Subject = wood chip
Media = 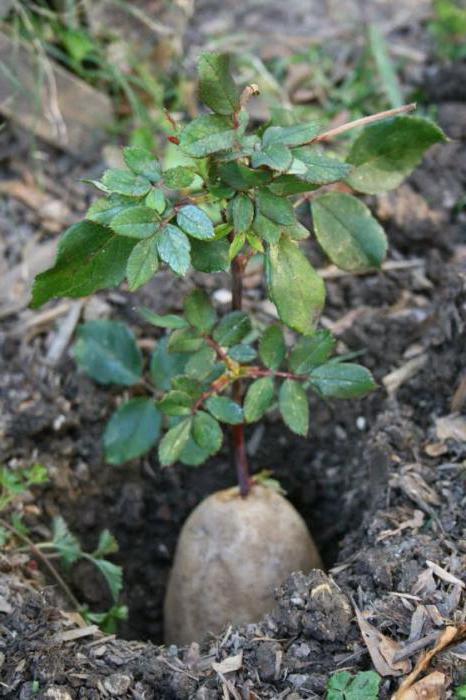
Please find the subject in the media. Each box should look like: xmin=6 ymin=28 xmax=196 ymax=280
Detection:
xmin=383 ymin=354 xmax=427 ymax=395
xmin=394 ymin=671 xmax=446 ymax=699
xmin=212 ymin=651 xmax=243 ymax=675
xmin=426 ymin=561 xmax=465 ymax=588
xmin=53 ymin=625 xmax=99 ymax=642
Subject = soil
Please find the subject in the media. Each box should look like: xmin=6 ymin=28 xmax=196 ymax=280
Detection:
xmin=1 ymin=5 xmax=466 ymax=699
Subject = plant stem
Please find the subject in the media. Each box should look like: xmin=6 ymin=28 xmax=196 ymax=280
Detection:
xmin=230 ymin=254 xmax=251 ymax=497
xmin=311 ymin=102 xmax=416 ymax=143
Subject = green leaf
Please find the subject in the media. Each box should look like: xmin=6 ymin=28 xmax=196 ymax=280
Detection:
xmin=310 ymin=362 xmax=376 ymax=398
xmin=244 ymin=377 xmax=275 ymax=423
xmin=284 ymin=220 xmax=310 ymax=240
xmin=346 ymin=116 xmax=447 ymax=194
xmin=185 ymin=345 xmax=217 ymax=380
xmin=289 ymin=330 xmax=335 ymax=374
xmin=180 ymin=115 xmax=236 ymax=157
xmin=150 ymin=337 xmax=187 ymax=390
xmin=368 ymin=24 xmax=403 ymax=108
xmin=168 ymin=327 xmax=203 ymax=353
xmin=172 ymin=376 xmax=203 ymax=398
xmin=74 ymin=320 xmax=142 ymax=386
xmin=101 ymin=169 xmax=152 ymax=197
xmin=291 ymin=148 xmax=352 ymax=184
xmin=164 ymin=166 xmax=195 ymax=189
xmin=111 ymin=206 xmax=159 ymax=239
xmin=256 ymin=188 xmax=295 ymax=225
xmin=157 ymin=225 xmax=191 ymax=275
xmin=265 ymin=237 xmax=325 ymax=335
xmin=94 ymin=530 xmax=119 ymax=557
xmin=184 ymin=289 xmax=217 ymax=331
xmin=231 ymin=193 xmax=254 ymax=233
xmin=198 ymin=52 xmax=240 ymax=115
xmin=140 ymin=308 xmax=188 ymax=329
xmin=179 ymin=437 xmax=210 ymax=466
xmin=123 ymin=147 xmax=161 ymax=182
xmin=192 ymin=411 xmax=223 ymax=455
xmin=229 ymin=232 xmax=246 ymax=260
xmin=177 ymin=205 xmax=214 ymax=240
xmin=252 ymin=212 xmax=281 ymax=244
xmin=205 ymin=396 xmax=243 ymax=424
xmin=229 ymin=344 xmax=257 ymax=362
xmin=31 ymin=221 xmax=136 ymax=308
xmin=126 ymin=238 xmax=159 ymax=291
xmin=103 ymin=398 xmax=161 ymax=464
xmin=191 ymin=239 xmax=230 ymax=272
xmin=259 ymin=325 xmax=286 ymax=370
xmin=158 ymin=390 xmax=193 ymax=416
xmin=327 ymin=670 xmax=381 ymax=700
xmin=92 ymin=558 xmax=123 ymax=602
xmin=218 ymin=162 xmax=272 ymax=190
xmin=247 ymin=232 xmax=264 ymax=253
xmin=145 ymin=189 xmax=165 ymax=213
xmin=251 ymin=143 xmax=293 ymax=171
xmin=159 ymin=417 xmax=192 ymax=466
xmin=312 ymin=193 xmax=387 ymax=272
xmin=279 ymin=379 xmax=309 ymax=436
xmin=52 ymin=516 xmax=81 ymax=565
xmin=213 ymin=311 xmax=252 ymax=346
xmin=262 ymin=121 xmax=321 ymax=148
xmin=87 ymin=195 xmax=137 ymax=225
xmin=268 ymin=174 xmax=316 ymax=196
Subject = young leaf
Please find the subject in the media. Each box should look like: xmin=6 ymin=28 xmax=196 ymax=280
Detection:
xmin=279 ymin=379 xmax=309 ymax=436
xmin=198 ymin=52 xmax=240 ymax=115
xmin=191 ymin=239 xmax=230 ymax=272
xmin=312 ymin=193 xmax=387 ymax=272
xmin=192 ymin=411 xmax=223 ymax=455
xmin=158 ymin=417 xmax=193 ymax=466
xmin=327 ymin=670 xmax=381 ymax=700
xmin=346 ymin=116 xmax=446 ymax=194
xmin=150 ymin=337 xmax=187 ymax=390
xmin=101 ymin=169 xmax=152 ymax=197
xmin=158 ymin=391 xmax=193 ymax=416
xmin=228 ymin=232 xmax=246 ymax=260
xmin=103 ymin=398 xmax=161 ymax=464
xmin=145 ymin=189 xmax=165 ymax=213
xmin=184 ymin=289 xmax=217 ymax=331
xmin=268 ymin=174 xmax=316 ymax=196
xmin=219 ymin=162 xmax=272 ymax=190
xmin=251 ymin=143 xmax=293 ymax=171
xmin=205 ymin=396 xmax=244 ymax=424
xmin=126 ymin=238 xmax=159 ymax=291
xmin=157 ymin=225 xmax=191 ymax=275
xmin=309 ymin=362 xmax=376 ymax=398
xmin=180 ymin=114 xmax=236 ymax=157
xmin=244 ymin=377 xmax=275 ymax=423
xmin=259 ymin=325 xmax=286 ymax=370
xmin=252 ymin=212 xmax=282 ymax=244
xmin=177 ymin=205 xmax=215 ymax=240
xmin=74 ymin=320 xmax=142 ymax=386
xmin=231 ymin=193 xmax=254 ymax=234
xmin=291 ymin=148 xmax=352 ymax=184
xmin=110 ymin=206 xmax=159 ymax=239
xmin=94 ymin=530 xmax=119 ymax=557
xmin=213 ymin=311 xmax=252 ymax=346
xmin=87 ymin=195 xmax=137 ymax=226
xmin=31 ymin=221 xmax=136 ymax=308
xmin=265 ymin=237 xmax=325 ymax=335
xmin=123 ymin=147 xmax=161 ymax=182
xmin=52 ymin=516 xmax=81 ymax=565
xmin=164 ymin=166 xmax=195 ymax=189
xmin=179 ymin=437 xmax=210 ymax=467
xmin=262 ymin=121 xmax=321 ymax=148
xmin=289 ymin=330 xmax=335 ymax=374
xmin=140 ymin=308 xmax=189 ymax=329
xmin=256 ymin=188 xmax=295 ymax=225
xmin=168 ymin=327 xmax=203 ymax=353
xmin=92 ymin=558 xmax=123 ymax=602
xmin=185 ymin=345 xmax=217 ymax=380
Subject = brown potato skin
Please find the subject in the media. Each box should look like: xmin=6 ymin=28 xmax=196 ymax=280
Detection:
xmin=164 ymin=484 xmax=322 ymax=645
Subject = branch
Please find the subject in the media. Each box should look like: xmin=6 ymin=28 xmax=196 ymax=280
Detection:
xmin=311 ymin=103 xmax=416 ymax=143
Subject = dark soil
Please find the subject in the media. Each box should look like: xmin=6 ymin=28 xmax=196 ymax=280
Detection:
xmin=0 ymin=17 xmax=466 ymax=700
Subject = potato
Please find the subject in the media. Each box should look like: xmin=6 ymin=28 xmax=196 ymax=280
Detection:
xmin=164 ymin=484 xmax=322 ymax=645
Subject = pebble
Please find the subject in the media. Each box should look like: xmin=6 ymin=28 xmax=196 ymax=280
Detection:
xmin=43 ymin=688 xmax=73 ymax=700
xmin=103 ymin=673 xmax=132 ymax=696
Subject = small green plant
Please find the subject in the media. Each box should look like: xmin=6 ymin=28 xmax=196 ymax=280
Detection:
xmin=429 ymin=0 xmax=466 ymax=61
xmin=326 ymin=670 xmax=381 ymax=699
xmin=31 ymin=53 xmax=445 ymax=496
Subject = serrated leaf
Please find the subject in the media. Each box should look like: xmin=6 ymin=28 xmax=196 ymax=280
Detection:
xmin=256 ymin=188 xmax=296 ymax=225
xmin=244 ymin=377 xmax=275 ymax=423
xmin=229 ymin=231 xmax=246 ymax=260
xmin=126 ymin=238 xmax=159 ymax=290
xmin=179 ymin=437 xmax=210 ymax=466
xmin=327 ymin=670 xmax=381 ymax=700
xmin=145 ymin=189 xmax=165 ymax=213
xmin=159 ymin=417 xmax=192 ymax=466
xmin=251 ymin=143 xmax=293 ymax=171
xmin=177 ymin=205 xmax=214 ymax=240
xmin=123 ymin=147 xmax=161 ymax=182
xmin=205 ymin=395 xmax=243 ymax=424
xmin=52 ymin=516 xmax=81 ymax=566
xmin=111 ymin=206 xmax=159 ymax=239
xmin=230 ymin=193 xmax=254 ymax=233
xmin=150 ymin=337 xmax=187 ymax=390
xmin=191 ymin=238 xmax=230 ymax=272
xmin=252 ymin=212 xmax=282 ymax=244
xmin=102 ymin=169 xmax=152 ymax=197
xmin=312 ymin=193 xmax=387 ymax=272
xmin=172 ymin=376 xmax=203 ymax=398
xmin=228 ymin=344 xmax=257 ymax=362
xmin=262 ymin=121 xmax=321 ymax=148
xmin=218 ymin=162 xmax=272 ymax=190
xmin=289 ymin=330 xmax=335 ymax=374
xmin=213 ymin=311 xmax=252 ymax=346
xmin=259 ymin=325 xmax=286 ymax=370
xmin=309 ymin=362 xmax=376 ymax=398
xmin=164 ymin=166 xmax=195 ymax=189
xmin=87 ymin=195 xmax=138 ymax=225
xmin=158 ymin=390 xmax=193 ymax=416
xmin=92 ymin=558 xmax=123 ymax=602
xmin=184 ymin=289 xmax=217 ymax=331
xmin=192 ymin=411 xmax=223 ymax=455
xmin=94 ymin=530 xmax=119 ymax=557
xmin=291 ymin=148 xmax=352 ymax=184
xmin=265 ymin=237 xmax=325 ymax=335
xmin=198 ymin=52 xmax=240 ymax=115
xmin=185 ymin=344 xmax=217 ymax=380
xmin=180 ymin=114 xmax=236 ymax=157
xmin=168 ymin=327 xmax=203 ymax=353
xmin=157 ymin=224 xmax=191 ymax=275
xmin=31 ymin=221 xmax=136 ymax=308
xmin=103 ymin=398 xmax=161 ymax=464
xmin=140 ymin=308 xmax=188 ymax=329
xmin=346 ymin=116 xmax=447 ymax=194
xmin=74 ymin=320 xmax=142 ymax=385
xmin=268 ymin=174 xmax=316 ymax=196
xmin=279 ymin=379 xmax=309 ymax=436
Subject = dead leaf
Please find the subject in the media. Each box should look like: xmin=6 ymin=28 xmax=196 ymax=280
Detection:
xmin=426 ymin=561 xmax=465 ymax=589
xmin=355 ymin=607 xmax=411 ymax=677
xmin=212 ymin=651 xmax=243 ymax=674
xmin=394 ymin=671 xmax=446 ymax=699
